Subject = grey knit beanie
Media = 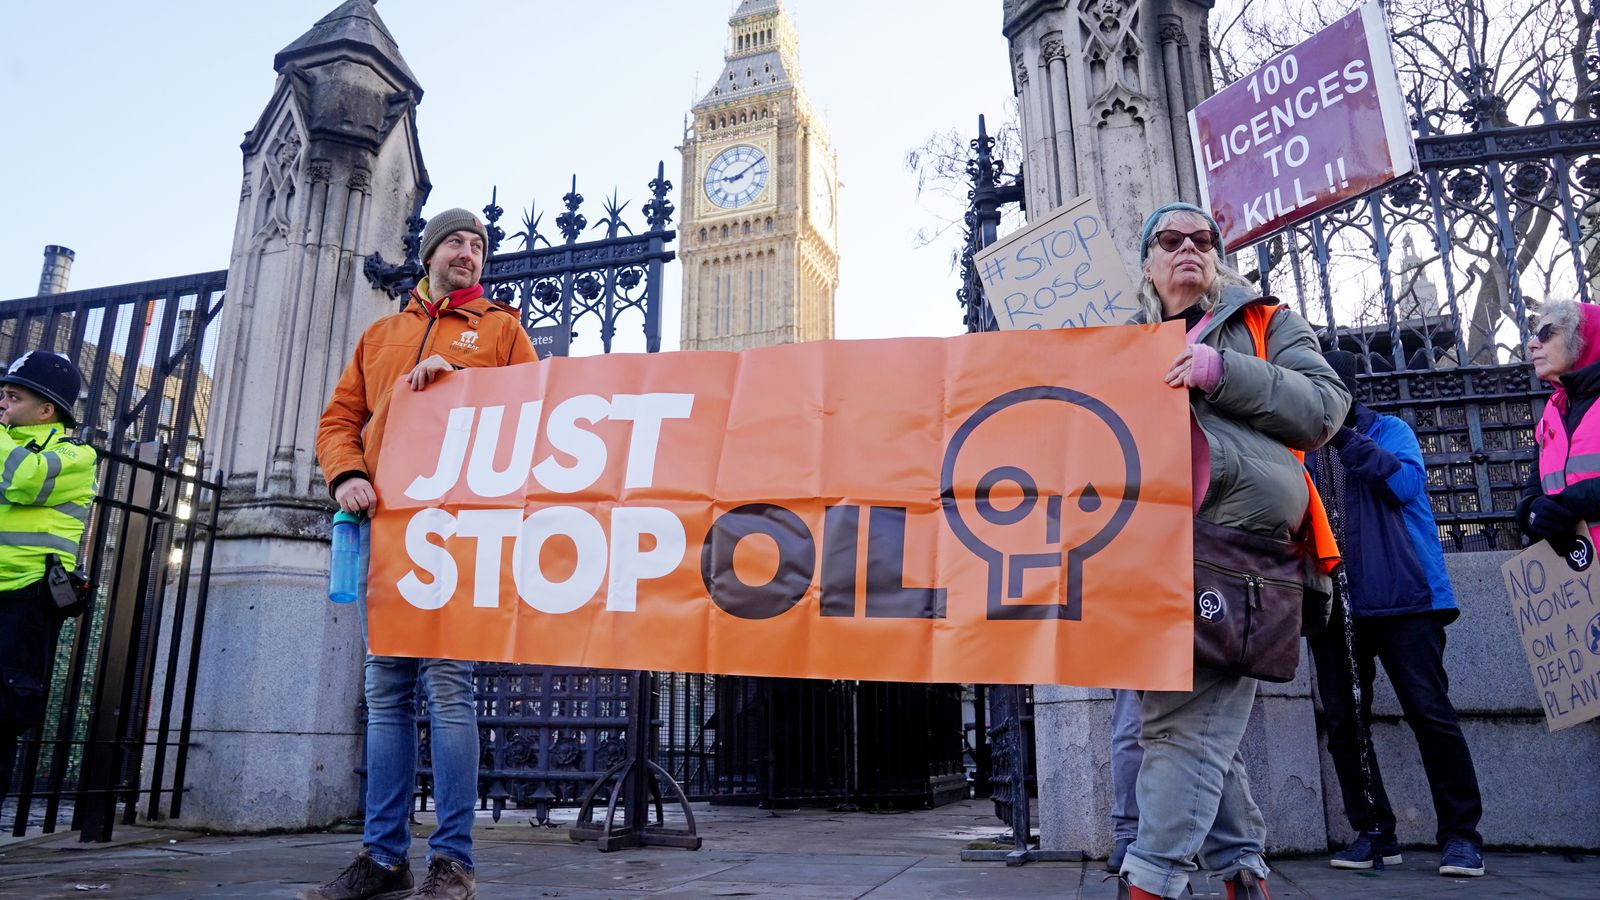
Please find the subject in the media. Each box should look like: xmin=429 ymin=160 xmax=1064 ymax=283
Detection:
xmin=420 ymin=208 xmax=489 ymax=264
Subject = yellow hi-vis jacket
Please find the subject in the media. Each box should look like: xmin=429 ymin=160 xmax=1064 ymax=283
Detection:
xmin=0 ymin=422 xmax=96 ymax=592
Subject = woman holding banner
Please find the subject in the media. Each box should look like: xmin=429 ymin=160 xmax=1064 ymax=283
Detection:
xmin=1519 ymin=299 xmax=1600 ymax=547
xmin=1115 ymin=202 xmax=1349 ymax=900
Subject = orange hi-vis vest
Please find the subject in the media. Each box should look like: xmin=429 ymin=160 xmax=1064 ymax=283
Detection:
xmin=1240 ymin=302 xmax=1341 ymax=574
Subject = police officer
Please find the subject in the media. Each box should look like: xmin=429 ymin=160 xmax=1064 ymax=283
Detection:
xmin=0 ymin=351 xmax=95 ymax=805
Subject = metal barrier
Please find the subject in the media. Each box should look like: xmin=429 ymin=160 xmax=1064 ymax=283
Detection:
xmin=710 ymin=678 xmax=968 ymax=809
xmin=0 ymin=271 xmax=227 ymax=840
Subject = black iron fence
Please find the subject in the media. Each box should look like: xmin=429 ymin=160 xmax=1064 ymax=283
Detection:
xmin=366 ymin=163 xmax=677 ymax=357
xmin=1242 ymin=91 xmax=1600 ymax=552
xmin=656 ymin=672 xmax=717 ymax=801
xmin=710 ymin=678 xmax=967 ymax=809
xmin=0 ymin=271 xmax=226 ymax=840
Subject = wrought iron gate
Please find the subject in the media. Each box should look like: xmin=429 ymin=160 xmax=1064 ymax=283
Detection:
xmin=0 ymin=271 xmax=227 ymax=840
xmin=709 ymin=678 xmax=968 ymax=810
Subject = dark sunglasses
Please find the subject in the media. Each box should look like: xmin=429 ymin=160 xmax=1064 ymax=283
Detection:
xmin=1535 ymin=322 xmax=1561 ymax=343
xmin=1151 ymin=229 xmax=1218 ymax=253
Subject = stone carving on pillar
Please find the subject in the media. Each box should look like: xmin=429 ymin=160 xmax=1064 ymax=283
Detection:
xmin=1078 ymin=0 xmax=1147 ymax=126
xmin=251 ymin=117 xmax=303 ymax=248
xmin=1015 ymin=51 xmax=1030 ymax=86
xmin=1041 ymin=33 xmax=1066 ymax=64
xmin=1159 ymin=16 xmax=1186 ymax=46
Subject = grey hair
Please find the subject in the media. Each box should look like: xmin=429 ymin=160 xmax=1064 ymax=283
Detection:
xmin=1135 ymin=258 xmax=1256 ymax=320
xmin=1539 ymin=299 xmax=1586 ymax=361
xmin=1134 ymin=208 xmax=1254 ymax=320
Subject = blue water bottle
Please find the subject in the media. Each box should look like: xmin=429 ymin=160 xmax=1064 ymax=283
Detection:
xmin=329 ymin=510 xmax=364 ymax=603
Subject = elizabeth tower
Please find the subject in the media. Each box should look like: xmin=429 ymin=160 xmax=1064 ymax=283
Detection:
xmin=679 ymin=0 xmax=838 ymax=351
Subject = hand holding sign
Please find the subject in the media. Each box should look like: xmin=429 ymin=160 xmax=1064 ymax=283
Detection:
xmin=1502 ymin=522 xmax=1600 ymax=731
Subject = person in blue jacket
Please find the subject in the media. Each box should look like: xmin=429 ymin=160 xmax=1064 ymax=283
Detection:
xmin=1306 ymin=350 xmax=1485 ymax=879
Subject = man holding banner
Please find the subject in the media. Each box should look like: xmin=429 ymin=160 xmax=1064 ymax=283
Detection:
xmin=305 ymin=208 xmax=536 ymax=900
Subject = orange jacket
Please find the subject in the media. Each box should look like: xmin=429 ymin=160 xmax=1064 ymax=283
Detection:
xmin=316 ymin=279 xmax=538 ymax=498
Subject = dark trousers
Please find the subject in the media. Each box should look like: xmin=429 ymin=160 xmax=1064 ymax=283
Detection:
xmin=1308 ymin=609 xmax=1483 ymax=847
xmin=1 ymin=728 xmax=15 ymax=805
xmin=1 ymin=581 xmax=59 ymax=811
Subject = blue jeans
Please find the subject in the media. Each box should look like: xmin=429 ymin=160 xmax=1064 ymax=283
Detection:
xmin=356 ymin=519 xmax=479 ymax=870
xmin=1121 ymin=666 xmax=1269 ymax=898
xmin=362 ymin=654 xmax=480 ymax=869
xmin=1110 ymin=689 xmax=1143 ymax=843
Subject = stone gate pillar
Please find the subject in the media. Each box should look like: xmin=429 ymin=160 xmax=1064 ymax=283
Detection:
xmin=173 ymin=0 xmax=428 ymax=831
xmin=1001 ymin=0 xmax=1329 ymax=857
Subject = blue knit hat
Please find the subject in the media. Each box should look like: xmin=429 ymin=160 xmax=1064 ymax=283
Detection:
xmin=1139 ymin=202 xmax=1224 ymax=262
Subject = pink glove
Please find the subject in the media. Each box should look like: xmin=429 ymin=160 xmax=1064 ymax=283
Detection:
xmin=1189 ymin=343 xmax=1223 ymax=392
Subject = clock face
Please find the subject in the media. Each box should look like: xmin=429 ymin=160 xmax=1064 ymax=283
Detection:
xmin=704 ymin=145 xmax=770 ymax=210
xmin=811 ymin=165 xmax=834 ymax=228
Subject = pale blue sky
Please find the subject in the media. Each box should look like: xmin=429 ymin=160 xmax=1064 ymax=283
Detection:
xmin=0 ymin=1 xmax=1015 ymax=350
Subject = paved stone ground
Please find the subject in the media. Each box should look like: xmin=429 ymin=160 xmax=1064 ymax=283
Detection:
xmin=0 ymin=799 xmax=1594 ymax=899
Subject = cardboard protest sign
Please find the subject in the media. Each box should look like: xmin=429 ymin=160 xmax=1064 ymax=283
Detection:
xmin=974 ymin=197 xmax=1138 ymax=331
xmin=368 ymin=325 xmax=1195 ymax=688
xmin=1188 ymin=0 xmax=1416 ymax=251
xmin=1501 ymin=526 xmax=1600 ymax=731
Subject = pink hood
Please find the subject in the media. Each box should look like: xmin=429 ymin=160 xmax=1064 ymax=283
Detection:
xmin=1549 ymin=302 xmax=1600 ymax=410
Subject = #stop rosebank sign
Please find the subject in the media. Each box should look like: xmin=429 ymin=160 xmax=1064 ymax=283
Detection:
xmin=1189 ymin=0 xmax=1416 ymax=250
xmin=367 ymin=327 xmax=1196 ymax=689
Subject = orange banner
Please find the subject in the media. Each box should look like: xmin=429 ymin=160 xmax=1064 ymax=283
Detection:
xmin=368 ymin=325 xmax=1194 ymax=688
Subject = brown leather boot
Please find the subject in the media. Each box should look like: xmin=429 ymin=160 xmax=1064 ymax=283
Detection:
xmin=294 ymin=849 xmax=413 ymax=900
xmin=1225 ymin=871 xmax=1272 ymax=900
xmin=413 ymin=854 xmax=476 ymax=899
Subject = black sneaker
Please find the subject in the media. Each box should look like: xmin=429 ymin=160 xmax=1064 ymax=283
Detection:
xmin=1105 ymin=836 xmax=1133 ymax=873
xmin=1438 ymin=838 xmax=1485 ymax=877
xmin=294 ymin=849 xmax=414 ymax=900
xmin=1330 ymin=831 xmax=1402 ymax=869
xmin=414 ymin=855 xmax=476 ymax=900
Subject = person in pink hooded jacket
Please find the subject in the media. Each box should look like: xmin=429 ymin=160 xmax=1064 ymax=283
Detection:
xmin=1519 ymin=300 xmax=1600 ymax=548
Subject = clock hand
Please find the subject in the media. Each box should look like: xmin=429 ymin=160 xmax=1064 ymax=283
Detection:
xmin=723 ymin=162 xmax=758 ymax=183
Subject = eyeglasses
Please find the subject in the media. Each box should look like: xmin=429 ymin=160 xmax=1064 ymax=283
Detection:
xmin=1535 ymin=322 xmax=1561 ymax=344
xmin=1151 ymin=229 xmax=1218 ymax=253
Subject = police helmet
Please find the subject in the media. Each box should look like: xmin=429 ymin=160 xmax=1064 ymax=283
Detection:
xmin=0 ymin=351 xmax=82 ymax=427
